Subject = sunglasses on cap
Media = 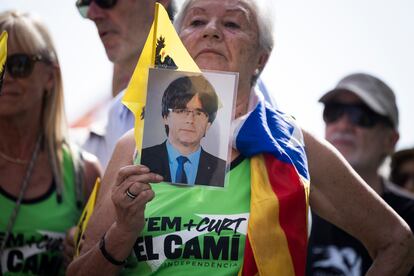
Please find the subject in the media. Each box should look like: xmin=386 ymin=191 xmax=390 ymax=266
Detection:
xmin=76 ymin=0 xmax=117 ymax=18
xmin=6 ymin=53 xmax=50 ymax=79
xmin=323 ymin=102 xmax=393 ymax=128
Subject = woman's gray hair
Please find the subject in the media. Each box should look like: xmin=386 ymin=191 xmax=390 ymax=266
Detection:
xmin=174 ymin=0 xmax=275 ymax=53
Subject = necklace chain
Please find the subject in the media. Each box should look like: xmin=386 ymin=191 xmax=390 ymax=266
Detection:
xmin=0 ymin=149 xmax=29 ymax=165
xmin=0 ymin=134 xmax=42 ymax=257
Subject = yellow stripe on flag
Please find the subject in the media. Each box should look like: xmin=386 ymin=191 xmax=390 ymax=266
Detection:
xmin=0 ymin=31 xmax=7 ymax=93
xmin=122 ymin=3 xmax=200 ymax=161
xmin=249 ymin=155 xmax=295 ymax=275
xmin=74 ymin=177 xmax=101 ymax=256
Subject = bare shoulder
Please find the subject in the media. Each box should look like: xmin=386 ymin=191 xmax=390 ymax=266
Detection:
xmin=116 ymin=129 xmax=136 ymax=154
xmin=302 ymin=129 xmax=328 ymax=158
xmin=106 ymin=129 xmax=136 ymax=170
xmin=302 ymin=129 xmax=341 ymax=160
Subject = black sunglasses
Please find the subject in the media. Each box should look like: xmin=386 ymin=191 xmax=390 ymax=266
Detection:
xmin=323 ymin=102 xmax=393 ymax=128
xmin=76 ymin=0 xmax=118 ymax=18
xmin=6 ymin=54 xmax=50 ymax=79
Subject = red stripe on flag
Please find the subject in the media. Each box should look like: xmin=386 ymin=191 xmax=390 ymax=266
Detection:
xmin=242 ymin=235 xmax=258 ymax=276
xmin=264 ymin=153 xmax=308 ymax=276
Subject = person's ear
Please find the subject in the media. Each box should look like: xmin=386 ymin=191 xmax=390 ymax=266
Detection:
xmin=255 ymin=51 xmax=269 ymax=76
xmin=46 ymin=64 xmax=59 ymax=91
xmin=386 ymin=129 xmax=399 ymax=155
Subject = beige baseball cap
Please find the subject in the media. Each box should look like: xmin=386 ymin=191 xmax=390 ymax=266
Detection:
xmin=319 ymin=73 xmax=399 ymax=128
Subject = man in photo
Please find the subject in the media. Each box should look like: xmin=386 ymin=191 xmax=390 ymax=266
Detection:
xmin=141 ymin=75 xmax=226 ymax=187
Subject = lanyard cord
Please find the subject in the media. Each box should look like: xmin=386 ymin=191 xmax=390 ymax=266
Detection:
xmin=0 ymin=134 xmax=42 ymax=257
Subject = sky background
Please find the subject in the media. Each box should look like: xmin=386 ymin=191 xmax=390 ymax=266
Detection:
xmin=1 ymin=0 xmax=413 ymax=149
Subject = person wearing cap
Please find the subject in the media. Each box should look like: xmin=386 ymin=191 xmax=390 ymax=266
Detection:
xmin=306 ymin=73 xmax=414 ymax=275
xmin=391 ymin=148 xmax=414 ymax=194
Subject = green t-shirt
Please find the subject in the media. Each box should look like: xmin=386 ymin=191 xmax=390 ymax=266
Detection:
xmin=123 ymin=156 xmax=250 ymax=276
xmin=0 ymin=148 xmax=81 ymax=276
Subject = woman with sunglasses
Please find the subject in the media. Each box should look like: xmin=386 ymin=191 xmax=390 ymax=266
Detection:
xmin=0 ymin=11 xmax=101 ymax=275
xmin=68 ymin=1 xmax=414 ymax=275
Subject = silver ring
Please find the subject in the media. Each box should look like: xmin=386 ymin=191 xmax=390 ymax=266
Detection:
xmin=126 ymin=188 xmax=137 ymax=200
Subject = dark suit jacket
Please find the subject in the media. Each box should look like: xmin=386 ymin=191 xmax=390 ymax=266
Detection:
xmin=141 ymin=141 xmax=226 ymax=187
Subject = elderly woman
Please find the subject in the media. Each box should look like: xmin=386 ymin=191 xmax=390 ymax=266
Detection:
xmin=0 ymin=11 xmax=101 ymax=275
xmin=67 ymin=0 xmax=414 ymax=275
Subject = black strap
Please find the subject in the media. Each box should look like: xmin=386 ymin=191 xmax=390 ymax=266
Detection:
xmin=99 ymin=233 xmax=126 ymax=266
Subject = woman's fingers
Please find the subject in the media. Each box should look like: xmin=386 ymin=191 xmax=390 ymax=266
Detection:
xmin=112 ymin=164 xmax=162 ymax=201
xmin=113 ymin=172 xmax=162 ymax=203
xmin=125 ymin=174 xmax=160 ymax=192
xmin=112 ymin=189 xmax=154 ymax=234
xmin=113 ymin=184 xmax=154 ymax=208
xmin=115 ymin=165 xmax=163 ymax=188
xmin=111 ymin=170 xmax=156 ymax=233
xmin=111 ymin=165 xmax=162 ymax=218
xmin=115 ymin=165 xmax=150 ymax=186
xmin=123 ymin=172 xmax=163 ymax=190
xmin=130 ymin=189 xmax=155 ymax=207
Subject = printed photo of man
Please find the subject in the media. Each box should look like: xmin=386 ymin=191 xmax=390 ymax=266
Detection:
xmin=141 ymin=75 xmax=226 ymax=187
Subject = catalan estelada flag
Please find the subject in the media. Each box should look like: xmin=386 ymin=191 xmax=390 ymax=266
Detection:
xmin=74 ymin=178 xmax=101 ymax=256
xmin=0 ymin=31 xmax=7 ymax=93
xmin=122 ymin=3 xmax=200 ymax=161
xmin=233 ymin=90 xmax=310 ymax=276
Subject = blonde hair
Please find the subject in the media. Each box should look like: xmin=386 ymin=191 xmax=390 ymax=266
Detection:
xmin=0 ymin=11 xmax=68 ymax=198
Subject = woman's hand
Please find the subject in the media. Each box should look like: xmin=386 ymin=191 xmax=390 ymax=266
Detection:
xmin=111 ymin=164 xmax=163 ymax=234
xmin=67 ymin=131 xmax=164 ymax=276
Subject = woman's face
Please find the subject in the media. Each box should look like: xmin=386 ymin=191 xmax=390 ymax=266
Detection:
xmin=179 ymin=0 xmax=268 ymax=90
xmin=0 ymin=40 xmax=53 ymax=117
